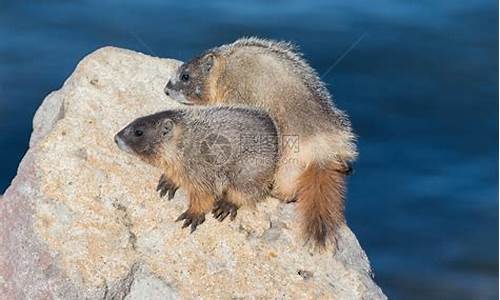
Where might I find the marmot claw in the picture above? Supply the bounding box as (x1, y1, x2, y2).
(212, 199, 239, 222)
(176, 211, 206, 233)
(157, 174, 179, 200)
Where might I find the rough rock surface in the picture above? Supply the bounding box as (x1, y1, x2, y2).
(0, 47, 386, 299)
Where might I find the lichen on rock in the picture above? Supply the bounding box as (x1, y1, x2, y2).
(0, 47, 386, 299)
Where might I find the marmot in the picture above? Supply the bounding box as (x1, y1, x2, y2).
(164, 37, 357, 248)
(114, 106, 278, 232)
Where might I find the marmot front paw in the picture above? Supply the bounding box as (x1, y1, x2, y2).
(212, 199, 239, 222)
(157, 174, 179, 200)
(176, 210, 206, 233)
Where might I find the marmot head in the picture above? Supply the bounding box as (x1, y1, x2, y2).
(164, 53, 217, 105)
(115, 111, 177, 160)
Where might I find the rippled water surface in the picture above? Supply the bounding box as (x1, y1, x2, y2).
(0, 1, 497, 298)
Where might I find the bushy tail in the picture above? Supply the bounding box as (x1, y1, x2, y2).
(296, 161, 346, 249)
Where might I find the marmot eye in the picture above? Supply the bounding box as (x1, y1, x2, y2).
(134, 129, 143, 137)
(181, 74, 190, 81)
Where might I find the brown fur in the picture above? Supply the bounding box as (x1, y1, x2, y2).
(297, 162, 345, 249)
(165, 37, 358, 248)
(186, 189, 216, 215)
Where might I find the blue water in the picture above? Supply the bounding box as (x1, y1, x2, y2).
(0, 1, 497, 298)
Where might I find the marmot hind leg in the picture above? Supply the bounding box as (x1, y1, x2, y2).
(271, 161, 302, 204)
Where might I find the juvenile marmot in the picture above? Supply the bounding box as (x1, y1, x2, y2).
(114, 106, 278, 232)
(164, 37, 357, 248)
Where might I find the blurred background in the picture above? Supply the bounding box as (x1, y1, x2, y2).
(0, 0, 498, 299)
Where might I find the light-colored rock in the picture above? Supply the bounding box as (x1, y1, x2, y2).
(0, 47, 386, 299)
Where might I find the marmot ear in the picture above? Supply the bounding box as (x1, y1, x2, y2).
(162, 119, 174, 136)
(202, 54, 215, 73)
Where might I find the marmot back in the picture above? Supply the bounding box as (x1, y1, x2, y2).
(115, 106, 278, 232)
